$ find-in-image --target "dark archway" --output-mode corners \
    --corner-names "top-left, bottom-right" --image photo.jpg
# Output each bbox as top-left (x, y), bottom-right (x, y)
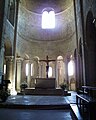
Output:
top-left (85, 11), bottom-right (96, 86)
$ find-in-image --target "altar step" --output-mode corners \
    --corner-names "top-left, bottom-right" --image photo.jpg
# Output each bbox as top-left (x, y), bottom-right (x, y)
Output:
top-left (23, 88), bottom-right (71, 96)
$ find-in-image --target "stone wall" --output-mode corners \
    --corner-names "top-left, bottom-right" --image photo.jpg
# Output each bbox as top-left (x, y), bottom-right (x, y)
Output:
top-left (74, 0), bottom-right (96, 89)
top-left (16, 2), bottom-right (76, 60)
top-left (0, 0), bottom-right (5, 73)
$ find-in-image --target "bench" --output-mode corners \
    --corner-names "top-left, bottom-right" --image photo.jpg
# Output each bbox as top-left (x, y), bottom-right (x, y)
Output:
top-left (76, 86), bottom-right (96, 119)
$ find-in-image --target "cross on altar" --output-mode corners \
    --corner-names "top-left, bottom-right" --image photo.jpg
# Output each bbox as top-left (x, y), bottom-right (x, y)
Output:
top-left (39, 56), bottom-right (56, 78)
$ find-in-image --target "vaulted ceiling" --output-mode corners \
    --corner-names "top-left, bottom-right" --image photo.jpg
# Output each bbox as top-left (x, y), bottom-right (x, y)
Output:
top-left (18, 0), bottom-right (75, 42)
top-left (21, 0), bottom-right (72, 13)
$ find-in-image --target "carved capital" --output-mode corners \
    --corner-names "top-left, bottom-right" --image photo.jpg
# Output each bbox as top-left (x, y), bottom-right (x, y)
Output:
top-left (5, 56), bottom-right (14, 62)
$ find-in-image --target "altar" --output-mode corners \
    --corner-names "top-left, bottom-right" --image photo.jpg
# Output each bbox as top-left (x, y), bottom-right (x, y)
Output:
top-left (35, 78), bottom-right (56, 89)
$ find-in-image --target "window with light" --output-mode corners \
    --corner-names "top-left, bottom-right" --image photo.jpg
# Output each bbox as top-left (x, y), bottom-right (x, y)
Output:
top-left (48, 67), bottom-right (52, 78)
top-left (42, 9), bottom-right (55, 29)
top-left (26, 63), bottom-right (29, 76)
top-left (4, 64), bottom-right (6, 75)
top-left (68, 60), bottom-right (74, 76)
top-left (31, 63), bottom-right (33, 76)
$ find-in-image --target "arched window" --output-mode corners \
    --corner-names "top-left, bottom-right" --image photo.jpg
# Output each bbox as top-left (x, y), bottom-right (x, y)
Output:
top-left (48, 66), bottom-right (52, 78)
top-left (42, 9), bottom-right (55, 29)
top-left (68, 60), bottom-right (74, 76)
top-left (7, 0), bottom-right (15, 26)
top-left (3, 64), bottom-right (6, 75)
top-left (26, 63), bottom-right (29, 76)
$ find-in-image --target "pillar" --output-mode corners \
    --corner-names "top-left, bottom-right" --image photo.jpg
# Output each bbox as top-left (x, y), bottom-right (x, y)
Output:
top-left (39, 62), bottom-right (43, 78)
top-left (21, 60), bottom-right (26, 83)
top-left (11, 0), bottom-right (20, 95)
top-left (16, 57), bottom-right (23, 91)
top-left (5, 56), bottom-right (14, 90)
top-left (65, 56), bottom-right (70, 86)
top-left (56, 61), bottom-right (59, 88)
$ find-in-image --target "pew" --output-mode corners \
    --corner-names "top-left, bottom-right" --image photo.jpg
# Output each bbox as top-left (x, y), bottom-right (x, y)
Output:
top-left (76, 86), bottom-right (96, 119)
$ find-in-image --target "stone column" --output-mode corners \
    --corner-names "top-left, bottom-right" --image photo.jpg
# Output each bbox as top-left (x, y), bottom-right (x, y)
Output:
top-left (21, 60), bottom-right (27, 83)
top-left (54, 61), bottom-right (57, 87)
top-left (16, 57), bottom-right (23, 91)
top-left (65, 56), bottom-right (70, 86)
top-left (39, 62), bottom-right (43, 78)
top-left (11, 0), bottom-right (20, 95)
top-left (33, 59), bottom-right (39, 78)
top-left (5, 56), bottom-right (14, 90)
top-left (56, 61), bottom-right (59, 88)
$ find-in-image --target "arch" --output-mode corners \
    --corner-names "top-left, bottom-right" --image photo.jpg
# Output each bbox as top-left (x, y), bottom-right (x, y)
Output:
top-left (57, 55), bottom-right (63, 60)
top-left (24, 53), bottom-right (29, 60)
top-left (85, 11), bottom-right (96, 86)
top-left (33, 56), bottom-right (39, 61)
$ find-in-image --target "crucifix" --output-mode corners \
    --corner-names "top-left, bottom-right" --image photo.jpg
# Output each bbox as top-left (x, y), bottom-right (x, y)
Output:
top-left (39, 55), bottom-right (55, 78)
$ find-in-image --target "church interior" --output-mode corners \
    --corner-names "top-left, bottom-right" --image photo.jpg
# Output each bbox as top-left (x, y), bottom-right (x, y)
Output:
top-left (0, 0), bottom-right (96, 119)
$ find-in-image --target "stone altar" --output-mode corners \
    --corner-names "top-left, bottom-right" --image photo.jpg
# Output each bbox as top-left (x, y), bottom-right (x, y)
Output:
top-left (35, 78), bottom-right (56, 89)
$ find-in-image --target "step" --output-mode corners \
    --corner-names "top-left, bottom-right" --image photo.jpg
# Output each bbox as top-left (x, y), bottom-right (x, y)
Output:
top-left (23, 88), bottom-right (71, 96)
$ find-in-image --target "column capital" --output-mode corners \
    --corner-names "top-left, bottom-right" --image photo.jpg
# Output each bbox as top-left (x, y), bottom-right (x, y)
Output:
top-left (5, 56), bottom-right (14, 62)
top-left (16, 57), bottom-right (24, 62)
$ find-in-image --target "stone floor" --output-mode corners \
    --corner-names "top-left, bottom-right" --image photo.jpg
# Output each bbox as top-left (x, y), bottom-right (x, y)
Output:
top-left (0, 91), bottom-right (77, 120)
top-left (5, 91), bottom-right (76, 106)
top-left (0, 109), bottom-right (73, 120)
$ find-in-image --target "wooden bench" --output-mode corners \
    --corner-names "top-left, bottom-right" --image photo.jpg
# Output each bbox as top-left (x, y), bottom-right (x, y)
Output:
top-left (76, 86), bottom-right (96, 119)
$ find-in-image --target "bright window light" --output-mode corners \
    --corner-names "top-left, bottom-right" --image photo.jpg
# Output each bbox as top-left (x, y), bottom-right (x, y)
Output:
top-left (42, 10), bottom-right (55, 29)
top-left (48, 11), bottom-right (55, 28)
top-left (31, 64), bottom-right (33, 76)
top-left (26, 63), bottom-right (29, 76)
top-left (48, 67), bottom-right (52, 78)
top-left (4, 64), bottom-right (6, 74)
top-left (68, 60), bottom-right (74, 76)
